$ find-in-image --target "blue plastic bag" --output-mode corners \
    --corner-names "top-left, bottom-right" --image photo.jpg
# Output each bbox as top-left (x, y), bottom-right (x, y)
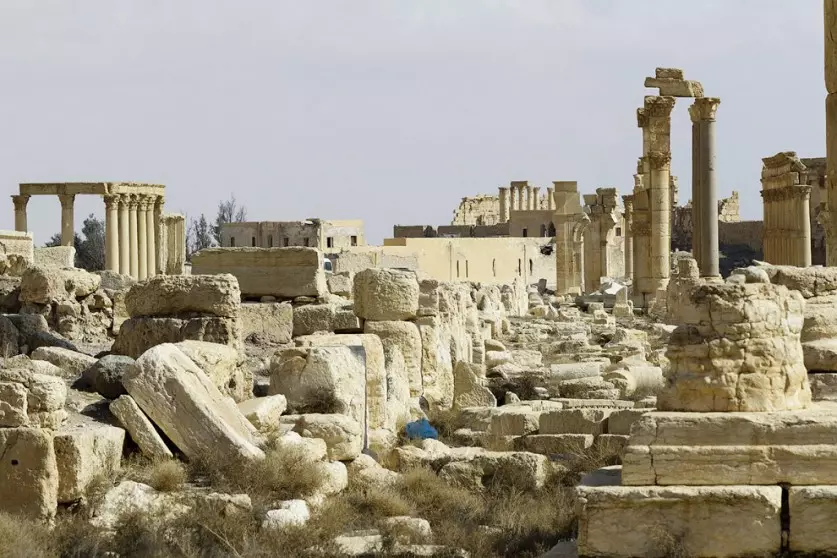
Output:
top-left (404, 418), bottom-right (438, 440)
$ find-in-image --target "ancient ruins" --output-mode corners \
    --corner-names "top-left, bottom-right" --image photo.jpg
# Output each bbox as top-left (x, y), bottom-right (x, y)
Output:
top-left (3, 4), bottom-right (837, 558)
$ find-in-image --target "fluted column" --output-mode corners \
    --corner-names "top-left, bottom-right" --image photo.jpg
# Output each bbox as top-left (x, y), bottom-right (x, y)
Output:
top-left (104, 195), bottom-right (120, 272)
top-left (137, 196), bottom-right (149, 280)
top-left (499, 187), bottom-right (509, 222)
top-left (11, 195), bottom-right (30, 232)
top-left (533, 187), bottom-right (541, 210)
top-left (147, 196), bottom-right (157, 276)
top-left (128, 195), bottom-right (139, 278)
top-left (622, 195), bottom-right (634, 281)
top-left (825, 0), bottom-right (837, 264)
top-left (690, 97), bottom-right (721, 277)
top-left (547, 188), bottom-right (554, 211)
top-left (517, 185), bottom-right (525, 211)
top-left (526, 185), bottom-right (534, 210)
top-left (118, 195), bottom-right (130, 274)
top-left (645, 96), bottom-right (675, 295)
top-left (58, 194), bottom-right (75, 247)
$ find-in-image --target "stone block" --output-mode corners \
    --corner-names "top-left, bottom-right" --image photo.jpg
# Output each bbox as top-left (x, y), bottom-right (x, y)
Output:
top-left (293, 304), bottom-right (336, 336)
top-left (34, 246), bottom-right (76, 268)
top-left (577, 485), bottom-right (781, 558)
top-left (553, 398), bottom-right (635, 409)
top-left (240, 302), bottom-right (293, 345)
top-left (112, 316), bottom-right (242, 359)
top-left (0, 315), bottom-right (20, 357)
top-left (0, 427), bottom-right (59, 520)
top-left (513, 433), bottom-right (593, 455)
top-left (110, 395), bottom-right (173, 460)
top-left (539, 408), bottom-right (613, 435)
top-left (30, 346), bottom-right (96, 379)
top-left (622, 408), bottom-right (837, 485)
top-left (53, 416), bottom-right (125, 503)
top-left (174, 340), bottom-right (250, 403)
top-left (20, 266), bottom-right (100, 304)
top-left (809, 372), bottom-right (837, 401)
top-left (237, 394), bottom-right (287, 432)
top-left (333, 308), bottom-right (363, 332)
top-left (365, 320), bottom-right (423, 398)
top-left (0, 230), bottom-right (34, 274)
top-left (452, 361), bottom-right (495, 410)
top-left (82, 355), bottom-right (133, 400)
top-left (416, 316), bottom-right (454, 408)
top-left (294, 413), bottom-right (363, 461)
top-left (124, 274), bottom-right (241, 318)
top-left (487, 408), bottom-right (540, 437)
top-left (122, 343), bottom-right (264, 462)
top-left (353, 268), bottom-right (419, 321)
top-left (788, 486), bottom-right (837, 554)
top-left (0, 369), bottom-right (67, 429)
top-left (591, 434), bottom-right (630, 460)
top-left (606, 408), bottom-right (653, 435)
top-left (327, 273), bottom-right (353, 297)
top-left (191, 247), bottom-right (327, 299)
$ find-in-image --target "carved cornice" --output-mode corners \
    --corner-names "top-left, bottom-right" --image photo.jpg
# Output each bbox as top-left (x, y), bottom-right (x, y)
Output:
top-left (643, 96), bottom-right (676, 118)
top-left (58, 193), bottom-right (75, 209)
top-left (761, 185), bottom-right (812, 202)
top-left (688, 97), bottom-right (721, 122)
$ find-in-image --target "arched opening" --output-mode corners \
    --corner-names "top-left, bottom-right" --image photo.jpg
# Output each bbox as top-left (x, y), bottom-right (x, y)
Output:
top-left (548, 223), bottom-right (556, 236)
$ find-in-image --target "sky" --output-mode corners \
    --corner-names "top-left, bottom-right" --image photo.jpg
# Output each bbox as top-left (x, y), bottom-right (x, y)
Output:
top-left (0, 0), bottom-right (825, 245)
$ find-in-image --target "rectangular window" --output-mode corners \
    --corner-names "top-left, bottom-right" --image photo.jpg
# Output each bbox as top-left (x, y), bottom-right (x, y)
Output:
top-left (616, 227), bottom-right (622, 237)
top-left (268, 235), bottom-right (273, 248)
top-left (251, 236), bottom-right (256, 247)
top-left (350, 235), bottom-right (358, 247)
top-left (229, 237), bottom-right (236, 247)
top-left (303, 237), bottom-right (310, 247)
top-left (283, 237), bottom-right (289, 247)
top-left (326, 237), bottom-right (334, 249)
top-left (522, 228), bottom-right (528, 238)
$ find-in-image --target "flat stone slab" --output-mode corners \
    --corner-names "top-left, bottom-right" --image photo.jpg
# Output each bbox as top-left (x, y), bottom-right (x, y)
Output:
top-left (551, 398), bottom-right (634, 409)
top-left (789, 486), bottom-right (837, 555)
top-left (622, 406), bottom-right (837, 485)
top-left (577, 485), bottom-right (782, 558)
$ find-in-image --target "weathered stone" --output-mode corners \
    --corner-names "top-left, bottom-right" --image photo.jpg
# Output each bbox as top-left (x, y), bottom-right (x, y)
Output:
top-left (554, 398), bottom-right (634, 409)
top-left (124, 274), bottom-right (241, 318)
top-left (95, 270), bottom-right (136, 291)
top-left (82, 355), bottom-right (133, 400)
top-left (263, 500), bottom-right (310, 529)
top-left (0, 369), bottom-right (67, 428)
top-left (539, 408), bottom-right (613, 435)
top-left (788, 486), bottom-right (837, 554)
top-left (0, 381), bottom-right (29, 426)
top-left (122, 344), bottom-right (264, 462)
top-left (577, 485), bottom-right (781, 558)
top-left (20, 266), bottom-right (101, 304)
top-left (294, 413), bottom-right (363, 461)
top-left (513, 434), bottom-right (594, 455)
top-left (31, 346), bottom-right (96, 379)
top-left (353, 268), bottom-right (420, 321)
top-left (0, 315), bottom-right (20, 357)
top-left (91, 480), bottom-right (189, 530)
top-left (327, 273), bottom-right (354, 297)
top-left (293, 304), bottom-right (336, 336)
top-left (452, 362), bottom-right (496, 410)
top-left (0, 427), bottom-right (59, 520)
top-left (269, 345), bottom-right (366, 427)
top-left (240, 302), bottom-right (293, 345)
top-left (334, 308), bottom-right (363, 332)
top-left (190, 247), bottom-right (327, 299)
top-left (487, 407), bottom-right (540, 437)
top-left (113, 316), bottom-right (242, 359)
top-left (53, 415), bottom-right (124, 503)
top-left (365, 320), bottom-right (423, 398)
top-left (381, 516), bottom-right (433, 544)
top-left (110, 395), bottom-right (173, 460)
top-left (237, 394), bottom-right (288, 432)
top-left (607, 408), bottom-right (653, 435)
top-left (174, 340), bottom-right (250, 403)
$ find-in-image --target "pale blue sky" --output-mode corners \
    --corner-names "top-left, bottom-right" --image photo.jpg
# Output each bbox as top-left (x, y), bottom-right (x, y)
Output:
top-left (0, 0), bottom-right (824, 245)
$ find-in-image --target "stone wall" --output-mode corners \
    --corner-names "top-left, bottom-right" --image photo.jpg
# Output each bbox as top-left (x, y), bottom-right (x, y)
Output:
top-left (34, 247), bottom-right (76, 268)
top-left (671, 192), bottom-right (741, 250)
top-left (451, 194), bottom-right (501, 226)
top-left (0, 230), bottom-right (34, 275)
top-left (222, 220), bottom-right (364, 250)
top-left (159, 214), bottom-right (186, 275)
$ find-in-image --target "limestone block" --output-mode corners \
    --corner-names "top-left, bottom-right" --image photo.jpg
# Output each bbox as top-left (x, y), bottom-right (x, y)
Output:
top-left (191, 247), bottom-right (327, 299)
top-left (53, 415), bottom-right (125, 503)
top-left (269, 345), bottom-right (366, 427)
top-left (439, 451), bottom-right (549, 490)
top-left (327, 273), bottom-right (353, 297)
top-left (353, 268), bottom-right (419, 321)
top-left (592, 434), bottom-right (630, 460)
top-left (452, 362), bottom-right (496, 410)
top-left (240, 302), bottom-right (293, 345)
top-left (539, 408), bottom-right (613, 435)
top-left (788, 486), bottom-right (837, 554)
top-left (334, 308), bottom-right (362, 332)
top-left (660, 283), bottom-right (811, 412)
top-left (622, 408), bottom-right (837, 485)
top-left (548, 362), bottom-right (604, 382)
top-left (0, 369), bottom-right (67, 428)
top-left (365, 320), bottom-right (423, 398)
top-left (294, 413), bottom-right (363, 461)
top-left (554, 398), bottom-right (634, 409)
top-left (294, 334), bottom-right (387, 430)
top-left (293, 304), bottom-right (336, 336)
top-left (20, 266), bottom-right (101, 304)
top-left (122, 343), bottom-right (264, 462)
top-left (314, 460), bottom-right (349, 497)
top-left (34, 246), bottom-right (75, 268)
top-left (82, 355), bottom-right (133, 400)
top-left (381, 516), bottom-right (432, 544)
top-left (513, 433), bottom-right (593, 455)
top-left (0, 427), bottom-right (59, 520)
top-left (96, 270), bottom-right (136, 291)
top-left (418, 278), bottom-right (440, 316)
top-left (644, 76), bottom-right (704, 97)
top-left (415, 316), bottom-right (454, 409)
top-left (577, 485), bottom-right (781, 558)
top-left (0, 315), bottom-right (20, 357)
top-left (237, 394), bottom-right (287, 432)
top-left (602, 365), bottom-right (663, 397)
top-left (272, 431), bottom-right (328, 461)
top-left (113, 316), bottom-right (242, 359)
top-left (30, 346), bottom-right (96, 379)
top-left (110, 395), bottom-right (173, 460)
top-left (92, 480), bottom-right (189, 530)
top-left (810, 372), bottom-right (837, 401)
top-left (487, 407), bottom-right (540, 437)
top-left (124, 274), bottom-right (241, 318)
top-left (607, 408), bottom-right (653, 435)
top-left (174, 340), bottom-right (250, 403)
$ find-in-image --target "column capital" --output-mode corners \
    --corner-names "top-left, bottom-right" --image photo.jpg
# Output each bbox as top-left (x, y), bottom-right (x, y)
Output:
top-left (689, 97), bottom-right (721, 122)
top-left (11, 194), bottom-right (30, 210)
top-left (636, 108), bottom-right (647, 128)
top-left (633, 174), bottom-right (644, 190)
top-left (137, 194), bottom-right (153, 210)
top-left (154, 195), bottom-right (165, 212)
top-left (58, 193), bottom-right (75, 208)
top-left (643, 95), bottom-right (676, 118)
top-left (622, 195), bottom-right (635, 211)
top-left (647, 151), bottom-right (672, 171)
top-left (498, 186), bottom-right (509, 193)
top-left (126, 194), bottom-right (139, 209)
top-left (103, 194), bottom-right (120, 209)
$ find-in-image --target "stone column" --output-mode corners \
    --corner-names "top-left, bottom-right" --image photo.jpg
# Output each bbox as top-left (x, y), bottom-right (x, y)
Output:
top-left (826, 0), bottom-right (837, 264)
top-left (546, 187), bottom-right (554, 211)
top-left (118, 195), bottom-right (130, 274)
top-left (518, 184), bottom-right (525, 211)
top-left (11, 194), bottom-right (29, 233)
top-left (147, 196), bottom-right (157, 276)
top-left (137, 196), bottom-right (148, 280)
top-left (798, 186), bottom-right (813, 267)
top-left (104, 195), bottom-right (120, 272)
top-left (58, 194), bottom-right (75, 247)
top-left (499, 187), bottom-right (509, 222)
top-left (128, 195), bottom-right (139, 278)
top-left (691, 115), bottom-right (702, 266)
top-left (645, 96), bottom-right (675, 295)
top-left (532, 187), bottom-right (541, 210)
top-left (691, 97), bottom-right (721, 277)
top-left (154, 197), bottom-right (165, 274)
top-left (622, 195), bottom-right (634, 281)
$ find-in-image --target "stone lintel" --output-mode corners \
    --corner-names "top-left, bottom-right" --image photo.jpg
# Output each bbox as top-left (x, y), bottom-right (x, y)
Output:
top-left (645, 77), bottom-right (705, 98)
top-left (655, 67), bottom-right (684, 79)
top-left (19, 182), bottom-right (165, 197)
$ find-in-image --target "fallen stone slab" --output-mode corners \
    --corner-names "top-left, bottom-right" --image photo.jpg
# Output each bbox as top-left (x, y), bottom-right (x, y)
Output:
top-left (513, 434), bottom-right (594, 456)
top-left (110, 395), bottom-right (173, 460)
top-left (237, 394), bottom-right (287, 433)
top-left (124, 274), bottom-right (241, 318)
top-left (30, 346), bottom-right (96, 379)
top-left (539, 408), bottom-right (613, 435)
top-left (174, 340), bottom-right (250, 403)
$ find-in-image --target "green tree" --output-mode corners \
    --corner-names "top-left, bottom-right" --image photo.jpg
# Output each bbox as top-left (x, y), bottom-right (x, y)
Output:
top-left (186, 213), bottom-right (214, 260)
top-left (46, 214), bottom-right (105, 271)
top-left (212, 195), bottom-right (247, 246)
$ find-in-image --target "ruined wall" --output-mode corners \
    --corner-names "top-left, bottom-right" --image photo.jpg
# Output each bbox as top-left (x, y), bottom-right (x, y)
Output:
top-left (222, 220), bottom-right (364, 250)
top-left (671, 192), bottom-right (742, 251)
top-left (451, 194), bottom-right (501, 226)
top-left (394, 223), bottom-right (510, 238)
top-left (159, 214), bottom-right (186, 275)
top-left (507, 210), bottom-right (556, 238)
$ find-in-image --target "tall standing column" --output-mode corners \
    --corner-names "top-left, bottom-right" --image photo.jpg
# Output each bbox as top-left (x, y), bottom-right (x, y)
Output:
top-left (118, 195), bottom-right (130, 274)
top-left (104, 195), bottom-right (120, 272)
top-left (128, 195), bottom-right (139, 279)
top-left (11, 195), bottom-right (30, 232)
top-left (58, 194), bottom-right (75, 247)
top-left (532, 187), bottom-right (541, 210)
top-left (691, 111), bottom-right (702, 266)
top-left (154, 197), bottom-right (165, 274)
top-left (691, 97), bottom-right (721, 277)
top-left (147, 196), bottom-right (157, 276)
top-left (499, 187), bottom-right (509, 222)
top-left (546, 187), bottom-right (554, 211)
top-left (645, 96), bottom-right (675, 295)
top-left (137, 196), bottom-right (148, 280)
top-left (800, 186), bottom-right (813, 267)
top-left (825, 0), bottom-right (837, 264)
top-left (622, 195), bottom-right (634, 281)
top-left (517, 185), bottom-right (525, 211)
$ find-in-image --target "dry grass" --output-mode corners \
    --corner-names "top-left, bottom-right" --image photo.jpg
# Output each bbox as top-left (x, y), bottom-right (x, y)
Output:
top-left (120, 456), bottom-right (187, 492)
top-left (0, 512), bottom-right (55, 558)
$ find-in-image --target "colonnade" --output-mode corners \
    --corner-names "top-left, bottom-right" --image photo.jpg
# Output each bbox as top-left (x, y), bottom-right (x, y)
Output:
top-left (760, 152), bottom-right (812, 267)
top-left (497, 181), bottom-right (555, 222)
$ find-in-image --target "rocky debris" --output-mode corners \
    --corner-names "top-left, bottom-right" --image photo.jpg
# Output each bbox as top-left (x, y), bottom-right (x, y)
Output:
top-left (292, 413), bottom-right (363, 461)
top-left (173, 340), bottom-right (251, 403)
top-left (30, 346), bottom-right (96, 380)
top-left (122, 343), bottom-right (264, 462)
top-left (82, 354), bottom-right (134, 399)
top-left (452, 362), bottom-right (496, 410)
top-left (240, 301), bottom-right (293, 345)
top-left (354, 268), bottom-right (420, 321)
top-left (237, 394), bottom-right (287, 432)
top-left (0, 368), bottom-right (67, 428)
top-left (262, 499), bottom-right (310, 529)
top-left (110, 395), bottom-right (173, 459)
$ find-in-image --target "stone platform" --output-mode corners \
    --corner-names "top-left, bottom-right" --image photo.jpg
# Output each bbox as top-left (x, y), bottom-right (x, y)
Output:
top-left (621, 404), bottom-right (837, 485)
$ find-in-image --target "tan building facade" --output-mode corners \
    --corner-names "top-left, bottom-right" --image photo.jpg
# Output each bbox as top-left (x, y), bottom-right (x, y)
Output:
top-left (222, 219), bottom-right (365, 251)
